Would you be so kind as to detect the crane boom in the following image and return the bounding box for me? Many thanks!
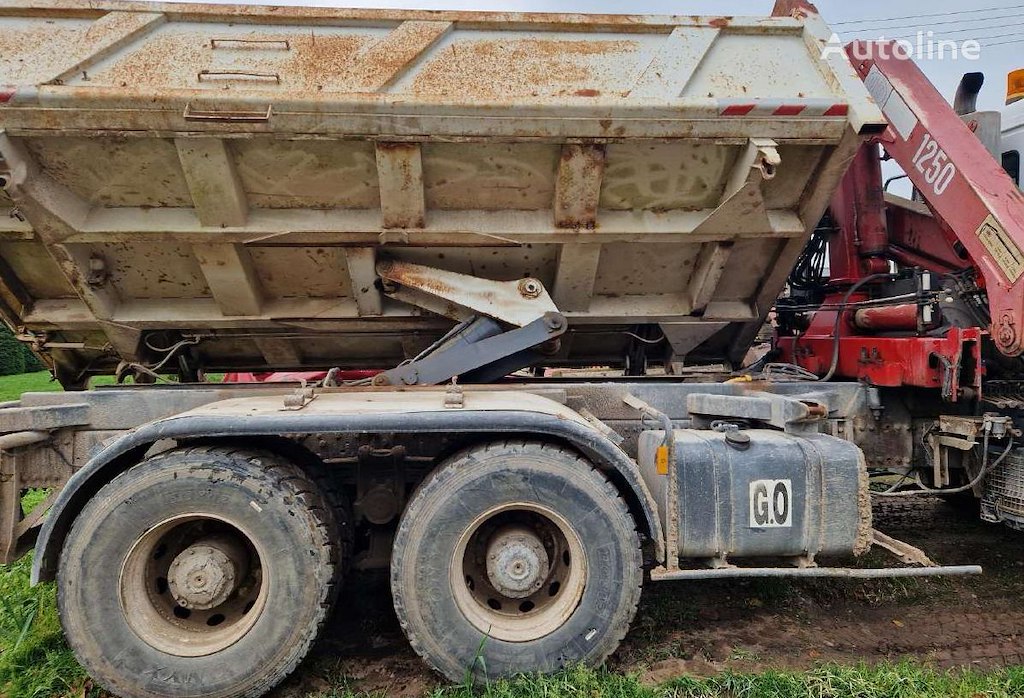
[847,41,1024,356]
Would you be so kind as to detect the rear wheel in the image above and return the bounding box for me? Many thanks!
[58,446,339,698]
[391,441,642,681]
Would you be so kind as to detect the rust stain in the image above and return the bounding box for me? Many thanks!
[555,144,604,230]
[344,21,451,92]
[284,33,374,91]
[574,88,601,97]
[81,29,377,92]
[709,17,733,28]
[385,264,455,297]
[376,142,417,153]
[20,2,694,29]
[410,39,637,98]
[377,142,424,228]
[84,10,146,42]
[85,34,206,88]
[0,22,88,84]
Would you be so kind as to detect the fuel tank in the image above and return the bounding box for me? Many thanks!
[639,428,871,562]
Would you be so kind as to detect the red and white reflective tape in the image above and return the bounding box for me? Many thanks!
[718,100,849,117]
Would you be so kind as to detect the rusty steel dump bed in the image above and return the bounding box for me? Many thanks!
[0,1,885,382]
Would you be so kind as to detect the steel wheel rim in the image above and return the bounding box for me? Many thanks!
[451,502,587,643]
[118,513,269,657]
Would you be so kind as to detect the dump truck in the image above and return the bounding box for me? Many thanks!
[2,1,1022,696]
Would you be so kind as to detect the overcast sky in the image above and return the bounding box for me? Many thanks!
[155,0,1022,112]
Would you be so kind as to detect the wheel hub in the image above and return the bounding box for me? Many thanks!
[120,513,268,657]
[485,526,549,598]
[453,503,588,643]
[168,536,246,610]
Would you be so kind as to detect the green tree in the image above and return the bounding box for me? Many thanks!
[0,325,26,376]
[0,325,44,375]
[21,342,44,372]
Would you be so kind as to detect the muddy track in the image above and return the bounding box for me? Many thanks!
[271,497,1024,696]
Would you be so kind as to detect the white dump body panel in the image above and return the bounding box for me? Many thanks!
[0,1,885,380]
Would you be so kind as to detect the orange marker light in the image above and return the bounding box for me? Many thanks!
[655,445,669,475]
[1008,69,1024,105]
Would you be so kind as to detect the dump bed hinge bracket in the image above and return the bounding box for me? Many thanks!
[371,260,567,386]
[376,260,558,327]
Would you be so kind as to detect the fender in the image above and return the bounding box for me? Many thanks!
[33,395,665,582]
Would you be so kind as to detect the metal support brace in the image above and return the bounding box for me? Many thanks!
[372,313,566,386]
[687,392,828,433]
[649,564,981,581]
[376,260,558,327]
[370,259,567,386]
[871,529,935,567]
[0,431,50,564]
[623,394,678,569]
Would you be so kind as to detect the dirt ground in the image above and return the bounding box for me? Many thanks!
[272,497,1024,696]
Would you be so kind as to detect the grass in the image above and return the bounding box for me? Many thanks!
[371,663,1024,698]
[0,371,62,402]
[0,491,85,698]
[0,370,130,402]
[0,370,227,403]
[0,370,1023,697]
[444,663,1024,698]
[0,370,218,698]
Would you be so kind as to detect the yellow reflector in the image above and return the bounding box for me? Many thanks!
[655,444,669,475]
[1009,69,1024,105]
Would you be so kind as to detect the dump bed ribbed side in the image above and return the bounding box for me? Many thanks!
[0,1,885,381]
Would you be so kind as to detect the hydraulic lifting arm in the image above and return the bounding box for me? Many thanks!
[847,42,1024,356]
[370,260,567,386]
